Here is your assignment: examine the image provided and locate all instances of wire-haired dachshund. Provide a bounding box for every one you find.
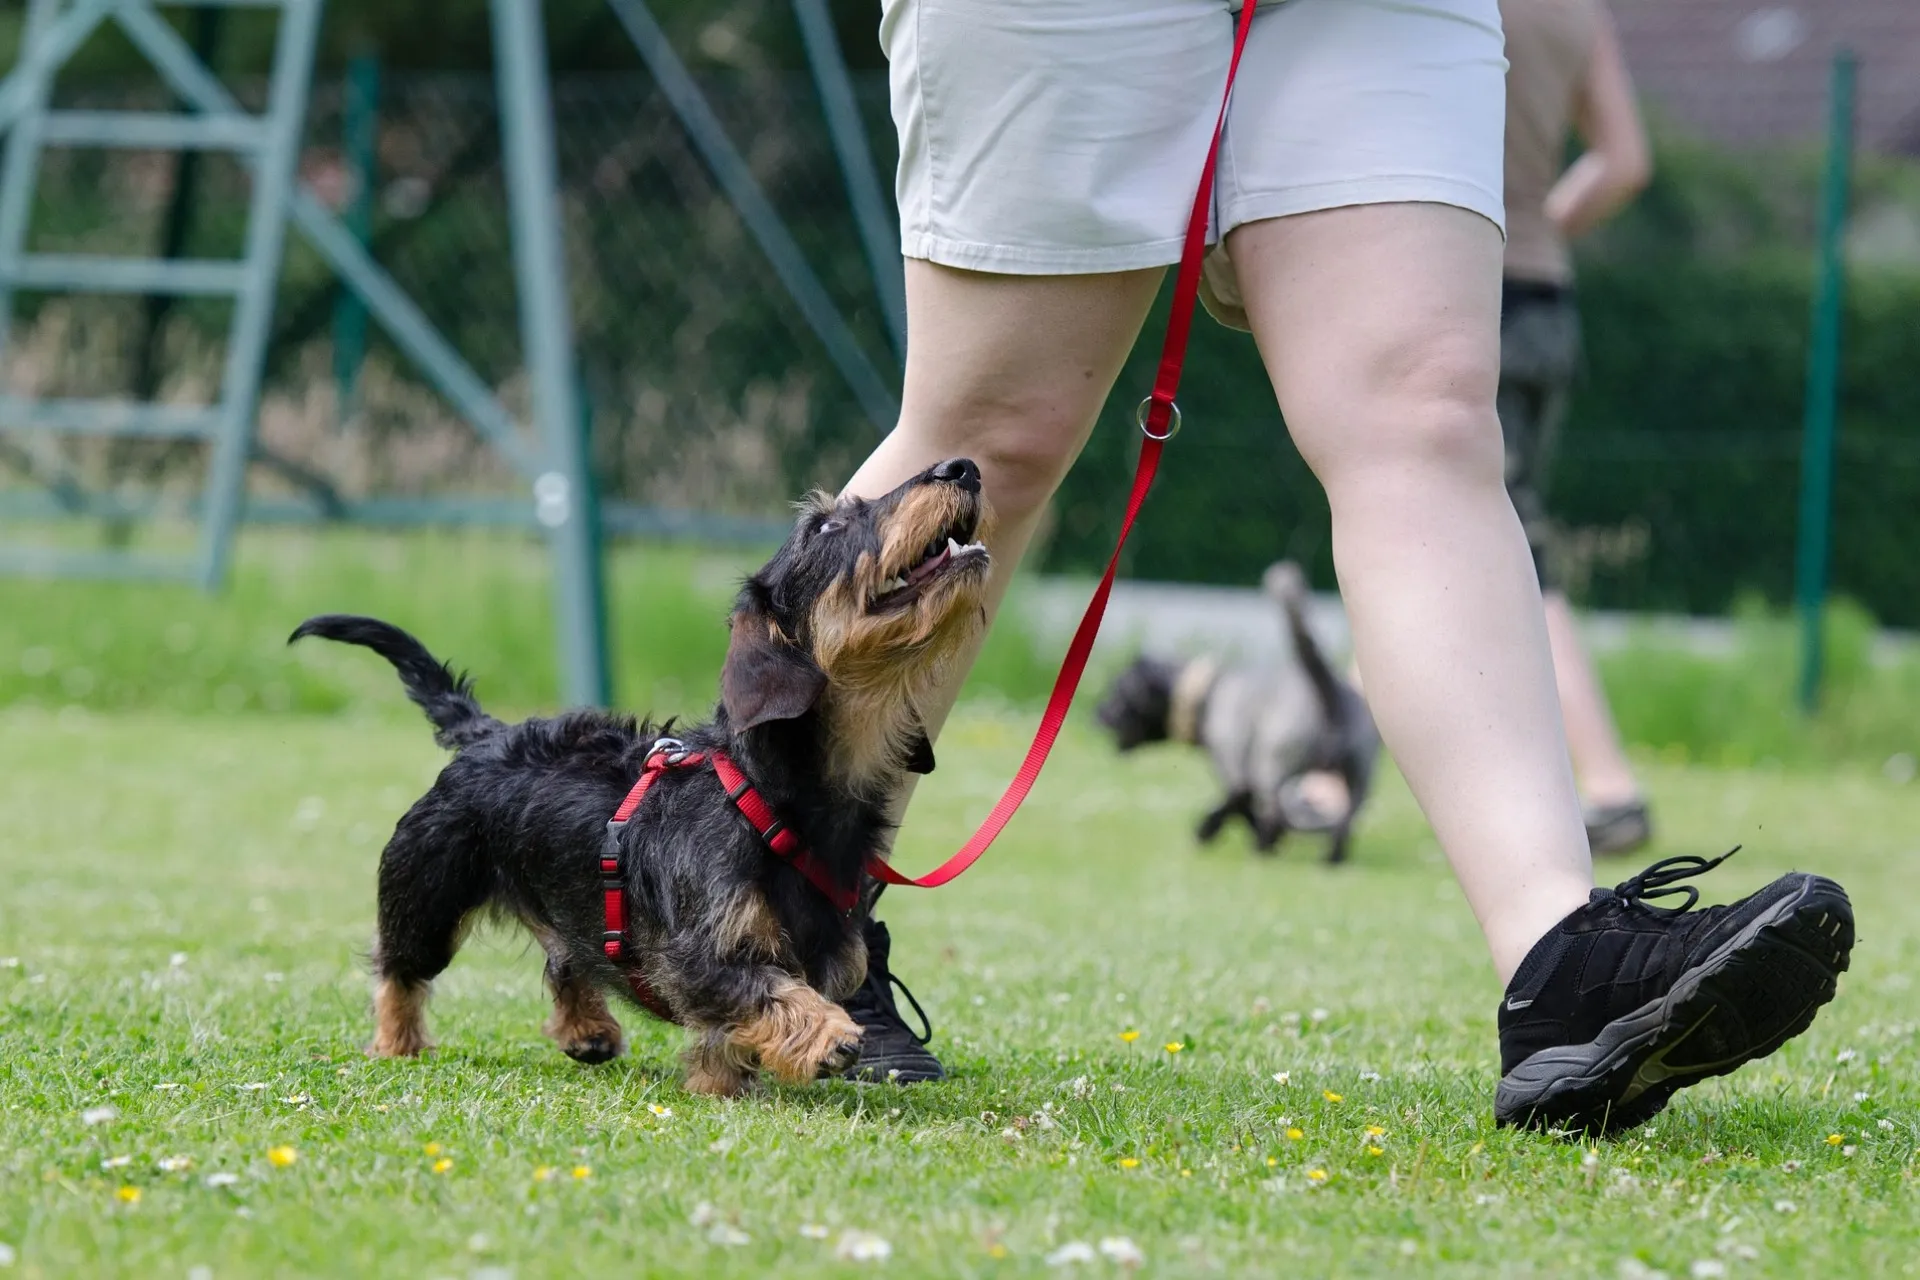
[292,458,991,1096]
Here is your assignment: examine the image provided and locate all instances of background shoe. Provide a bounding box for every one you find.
[841,918,945,1083]
[1495,851,1852,1135]
[1585,800,1652,856]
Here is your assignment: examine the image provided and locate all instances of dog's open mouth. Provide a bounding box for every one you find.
[871,511,986,610]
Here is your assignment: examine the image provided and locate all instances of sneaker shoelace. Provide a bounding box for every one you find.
[852,966,934,1046]
[1611,847,1740,914]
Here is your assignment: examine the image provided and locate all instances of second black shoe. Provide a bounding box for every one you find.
[841,918,945,1083]
[1496,850,1852,1136]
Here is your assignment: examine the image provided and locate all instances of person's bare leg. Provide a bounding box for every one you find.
[1229,203,1592,982]
[1543,591,1641,808]
[844,260,1164,745]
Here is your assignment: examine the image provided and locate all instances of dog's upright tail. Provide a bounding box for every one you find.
[1261,562,1347,723]
[288,614,499,750]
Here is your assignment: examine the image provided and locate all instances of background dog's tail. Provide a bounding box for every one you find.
[288,614,499,750]
[1262,562,1347,724]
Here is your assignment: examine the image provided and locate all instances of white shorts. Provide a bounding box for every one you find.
[882,0,1508,326]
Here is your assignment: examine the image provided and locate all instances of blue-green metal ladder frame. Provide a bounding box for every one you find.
[0,0,321,588]
[0,0,611,704]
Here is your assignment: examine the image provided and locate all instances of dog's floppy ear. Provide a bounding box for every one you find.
[903,710,936,775]
[721,609,826,731]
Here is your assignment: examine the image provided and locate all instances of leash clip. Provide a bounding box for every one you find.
[648,735,690,767]
[1135,395,1182,441]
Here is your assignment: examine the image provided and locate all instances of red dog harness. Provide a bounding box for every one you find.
[601,738,861,1021]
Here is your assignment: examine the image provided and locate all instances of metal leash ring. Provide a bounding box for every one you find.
[1135,396,1182,441]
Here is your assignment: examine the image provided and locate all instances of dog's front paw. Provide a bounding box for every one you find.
[738,982,865,1085]
[816,1022,864,1078]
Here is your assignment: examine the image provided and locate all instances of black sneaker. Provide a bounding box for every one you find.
[1585,799,1653,857]
[841,918,945,1083]
[1495,850,1852,1136]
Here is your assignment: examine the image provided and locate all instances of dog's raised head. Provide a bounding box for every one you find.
[1096,655,1183,751]
[720,457,992,793]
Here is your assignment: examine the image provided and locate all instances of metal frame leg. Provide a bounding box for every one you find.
[195,0,321,587]
[493,0,610,708]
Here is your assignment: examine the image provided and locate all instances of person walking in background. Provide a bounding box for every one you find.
[1500,0,1655,855]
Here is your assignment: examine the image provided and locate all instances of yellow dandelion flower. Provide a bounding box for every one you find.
[115,1185,141,1204]
[1306,1169,1328,1183]
[1286,1127,1304,1141]
[1367,1145,1385,1157]
[1365,1126,1386,1138]
[571,1165,592,1180]
[267,1145,298,1168]
[1164,1042,1185,1054]
[432,1158,453,1174]
[1322,1090,1343,1103]
[988,1243,1010,1259]
[1266,1156,1278,1167]
[533,1165,555,1182]
[1119,1158,1140,1169]
[423,1142,442,1157]
[1119,1030,1140,1043]
[1826,1134,1845,1146]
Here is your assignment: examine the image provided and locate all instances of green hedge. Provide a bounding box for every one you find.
[1042,258,1920,629]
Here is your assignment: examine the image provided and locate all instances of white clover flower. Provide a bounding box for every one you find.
[836,1231,892,1262]
[81,1105,117,1126]
[1046,1242,1097,1266]
[1098,1237,1145,1267]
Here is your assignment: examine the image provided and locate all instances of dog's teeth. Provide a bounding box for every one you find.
[947,536,962,555]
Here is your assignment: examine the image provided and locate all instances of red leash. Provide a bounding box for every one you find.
[869,0,1259,892]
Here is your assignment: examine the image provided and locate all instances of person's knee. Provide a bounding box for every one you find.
[1298,331,1505,492]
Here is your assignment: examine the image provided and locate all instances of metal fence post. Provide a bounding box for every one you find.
[333,53,379,426]
[1794,48,1855,713]
[792,0,906,363]
[492,0,611,708]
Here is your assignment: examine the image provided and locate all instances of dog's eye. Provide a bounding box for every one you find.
[816,518,845,536]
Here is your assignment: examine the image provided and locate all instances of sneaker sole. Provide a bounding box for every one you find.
[1495,873,1853,1136]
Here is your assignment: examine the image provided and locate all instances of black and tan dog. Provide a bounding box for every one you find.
[291,458,990,1096]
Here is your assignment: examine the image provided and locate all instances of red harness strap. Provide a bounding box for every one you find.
[867,0,1259,892]
[601,739,861,1021]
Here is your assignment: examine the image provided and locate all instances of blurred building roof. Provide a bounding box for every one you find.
[1613,0,1920,154]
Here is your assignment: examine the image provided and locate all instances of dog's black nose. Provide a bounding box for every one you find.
[929,457,981,494]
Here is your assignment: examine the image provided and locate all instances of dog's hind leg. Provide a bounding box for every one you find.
[540,943,626,1065]
[1196,791,1254,845]
[1251,812,1290,855]
[368,802,490,1057]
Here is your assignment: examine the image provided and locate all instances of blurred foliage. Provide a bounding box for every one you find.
[1045,137,1920,629]
[0,0,888,76]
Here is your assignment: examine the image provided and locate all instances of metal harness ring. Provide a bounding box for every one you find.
[1135,396,1182,441]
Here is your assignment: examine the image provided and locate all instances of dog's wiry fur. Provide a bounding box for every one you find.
[1095,562,1379,863]
[292,459,991,1095]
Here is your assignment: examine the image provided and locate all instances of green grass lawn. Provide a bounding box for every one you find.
[1,703,1917,1277]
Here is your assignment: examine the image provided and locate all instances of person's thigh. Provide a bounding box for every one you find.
[1227,202,1505,477]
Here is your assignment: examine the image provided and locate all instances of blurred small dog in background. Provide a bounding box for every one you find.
[1095,562,1378,863]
